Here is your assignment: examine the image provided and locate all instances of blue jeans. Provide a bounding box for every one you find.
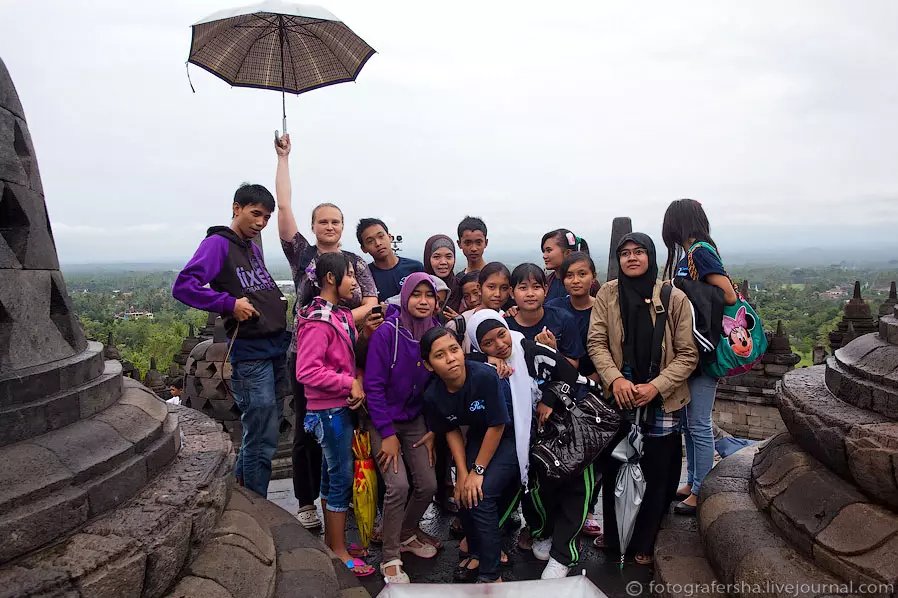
[457,435,520,582]
[683,374,718,497]
[231,355,288,497]
[306,407,354,512]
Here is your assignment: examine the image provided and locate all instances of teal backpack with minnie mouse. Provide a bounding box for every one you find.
[684,242,767,378]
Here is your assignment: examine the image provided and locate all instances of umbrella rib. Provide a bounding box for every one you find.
[295,22,357,77]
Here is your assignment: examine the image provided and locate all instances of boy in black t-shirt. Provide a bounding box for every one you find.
[421,328,519,584]
[356,218,425,302]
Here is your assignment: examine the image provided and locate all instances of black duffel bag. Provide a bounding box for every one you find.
[530,381,621,481]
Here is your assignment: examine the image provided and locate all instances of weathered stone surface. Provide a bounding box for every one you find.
[213,510,276,565]
[779,366,888,479]
[816,503,898,557]
[0,340,104,408]
[698,492,756,538]
[0,442,71,515]
[76,552,145,598]
[94,403,161,451]
[0,487,89,564]
[84,455,148,517]
[165,576,233,598]
[733,545,843,598]
[187,543,275,598]
[845,423,898,509]
[32,418,134,484]
[119,379,168,422]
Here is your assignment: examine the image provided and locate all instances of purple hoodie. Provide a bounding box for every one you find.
[363,303,437,439]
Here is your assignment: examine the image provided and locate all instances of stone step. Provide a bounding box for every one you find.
[654,510,725,598]
[827,347,898,420]
[0,359,122,448]
[778,366,896,497]
[0,381,179,564]
[697,444,851,596]
[0,406,231,598]
[0,340,105,408]
[750,433,898,591]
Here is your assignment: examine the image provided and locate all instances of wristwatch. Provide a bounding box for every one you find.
[472,464,486,476]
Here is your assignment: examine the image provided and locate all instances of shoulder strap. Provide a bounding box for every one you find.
[648,284,673,379]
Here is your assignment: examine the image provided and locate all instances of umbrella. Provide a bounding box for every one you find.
[188,1,376,134]
[351,428,377,548]
[610,407,645,569]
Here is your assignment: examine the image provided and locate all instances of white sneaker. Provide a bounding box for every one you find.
[541,557,571,579]
[532,537,552,561]
[296,505,320,529]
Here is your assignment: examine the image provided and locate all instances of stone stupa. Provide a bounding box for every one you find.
[828,281,878,351]
[0,57,360,598]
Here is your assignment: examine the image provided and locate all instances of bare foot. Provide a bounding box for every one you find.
[677,483,692,495]
[681,494,698,507]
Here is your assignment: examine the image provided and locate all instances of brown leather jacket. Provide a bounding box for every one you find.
[586,279,699,413]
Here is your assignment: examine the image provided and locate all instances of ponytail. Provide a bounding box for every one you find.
[541,229,589,254]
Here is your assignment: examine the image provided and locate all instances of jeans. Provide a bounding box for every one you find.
[231,355,288,498]
[307,407,354,512]
[456,435,520,582]
[370,416,438,562]
[684,374,718,497]
[287,353,323,508]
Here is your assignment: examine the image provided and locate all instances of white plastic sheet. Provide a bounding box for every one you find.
[376,575,608,598]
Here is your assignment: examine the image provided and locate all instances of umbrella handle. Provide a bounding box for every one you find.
[282,89,287,135]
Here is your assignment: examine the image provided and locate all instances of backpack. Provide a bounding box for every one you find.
[674,242,767,378]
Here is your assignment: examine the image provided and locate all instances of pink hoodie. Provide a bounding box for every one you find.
[294,297,358,411]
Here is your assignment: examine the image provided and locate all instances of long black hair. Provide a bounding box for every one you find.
[661,198,719,280]
[541,229,589,255]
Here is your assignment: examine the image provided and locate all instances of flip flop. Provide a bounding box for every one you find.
[345,558,376,578]
[346,543,368,558]
[581,518,603,537]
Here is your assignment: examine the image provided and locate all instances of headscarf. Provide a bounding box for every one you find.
[398,272,439,341]
[467,309,536,485]
[616,232,659,385]
[423,234,462,312]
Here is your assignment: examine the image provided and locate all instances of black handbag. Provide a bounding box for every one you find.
[529,382,621,481]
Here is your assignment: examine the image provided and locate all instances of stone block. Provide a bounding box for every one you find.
[144,415,180,479]
[142,517,192,598]
[698,492,756,538]
[213,510,276,565]
[94,403,161,452]
[0,442,72,515]
[165,576,232,598]
[32,418,134,484]
[187,543,275,598]
[733,545,843,597]
[764,364,792,376]
[845,423,898,509]
[78,361,123,419]
[816,502,898,557]
[0,487,88,564]
[119,380,168,422]
[76,553,146,598]
[0,341,104,407]
[83,455,148,517]
[771,469,867,550]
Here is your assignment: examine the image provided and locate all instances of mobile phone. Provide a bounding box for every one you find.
[371,305,383,316]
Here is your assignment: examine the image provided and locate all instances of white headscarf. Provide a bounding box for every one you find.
[467,309,537,485]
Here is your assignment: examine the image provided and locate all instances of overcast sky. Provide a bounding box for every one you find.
[2,0,898,265]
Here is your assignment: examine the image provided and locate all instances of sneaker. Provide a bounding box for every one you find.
[532,537,552,561]
[296,505,320,529]
[541,557,571,579]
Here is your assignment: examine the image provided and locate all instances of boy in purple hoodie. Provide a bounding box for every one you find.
[172,184,289,498]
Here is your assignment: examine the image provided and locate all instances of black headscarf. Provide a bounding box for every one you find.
[617,232,658,384]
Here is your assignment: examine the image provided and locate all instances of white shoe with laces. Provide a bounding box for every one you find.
[541,557,571,579]
[532,537,552,561]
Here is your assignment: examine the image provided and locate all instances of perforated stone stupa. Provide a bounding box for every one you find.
[829,281,878,351]
[0,58,361,598]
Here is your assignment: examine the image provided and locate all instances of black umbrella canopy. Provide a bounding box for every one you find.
[188,1,375,130]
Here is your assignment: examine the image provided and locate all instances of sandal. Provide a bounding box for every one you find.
[414,528,442,550]
[635,553,654,566]
[400,534,438,559]
[346,543,368,558]
[370,524,383,545]
[380,559,410,584]
[593,534,606,549]
[345,558,376,577]
[295,504,320,530]
[582,517,602,537]
[459,539,508,565]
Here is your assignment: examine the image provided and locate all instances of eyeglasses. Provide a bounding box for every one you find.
[618,248,648,258]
